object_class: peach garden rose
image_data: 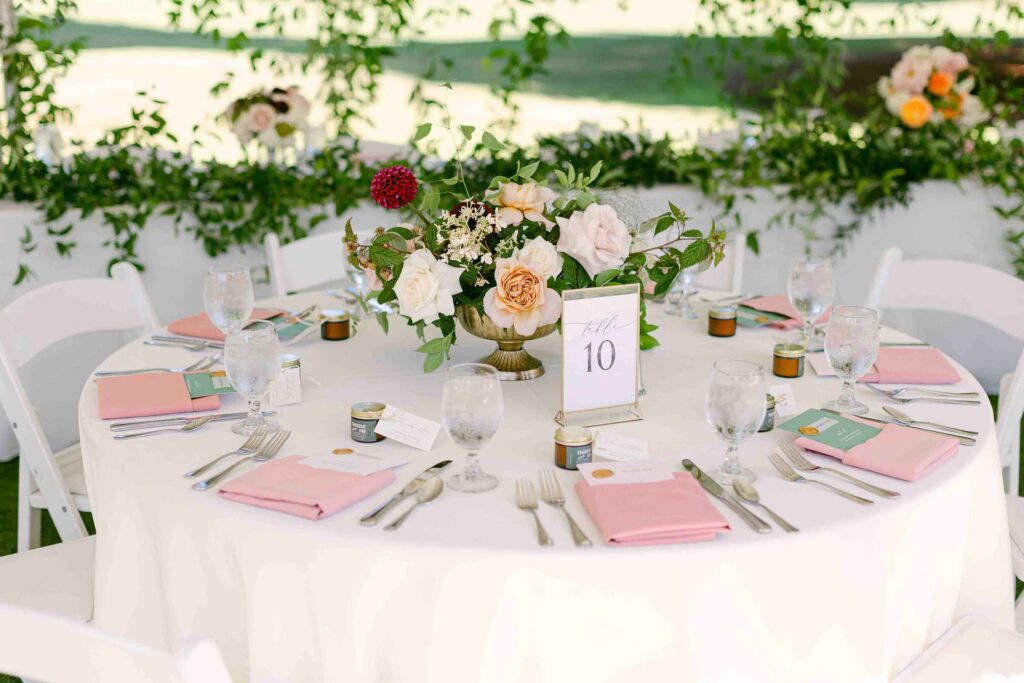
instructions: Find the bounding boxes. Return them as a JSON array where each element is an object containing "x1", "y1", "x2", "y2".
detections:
[
  {"x1": 483, "y1": 257, "x2": 562, "y2": 336},
  {"x1": 495, "y1": 182, "x2": 558, "y2": 228}
]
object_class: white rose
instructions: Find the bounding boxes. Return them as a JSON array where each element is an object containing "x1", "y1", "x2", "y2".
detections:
[
  {"x1": 393, "y1": 249, "x2": 464, "y2": 324},
  {"x1": 514, "y1": 236, "x2": 562, "y2": 280},
  {"x1": 555, "y1": 203, "x2": 631, "y2": 280},
  {"x1": 958, "y1": 94, "x2": 987, "y2": 128}
]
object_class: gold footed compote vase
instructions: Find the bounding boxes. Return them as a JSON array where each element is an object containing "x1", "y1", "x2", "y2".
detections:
[{"x1": 455, "y1": 306, "x2": 556, "y2": 381}]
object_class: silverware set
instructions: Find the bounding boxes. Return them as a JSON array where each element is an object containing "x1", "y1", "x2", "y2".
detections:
[
  {"x1": 184, "y1": 427, "x2": 268, "y2": 479},
  {"x1": 109, "y1": 410, "x2": 277, "y2": 433},
  {"x1": 767, "y1": 440, "x2": 907, "y2": 506},
  {"x1": 682, "y1": 459, "x2": 771, "y2": 533},
  {"x1": 767, "y1": 452, "x2": 874, "y2": 505},
  {"x1": 192, "y1": 429, "x2": 291, "y2": 491},
  {"x1": 821, "y1": 408, "x2": 976, "y2": 445},
  {"x1": 514, "y1": 471, "x2": 593, "y2": 547},
  {"x1": 145, "y1": 335, "x2": 224, "y2": 351},
  {"x1": 861, "y1": 382, "x2": 981, "y2": 405},
  {"x1": 360, "y1": 460, "x2": 452, "y2": 527},
  {"x1": 113, "y1": 415, "x2": 214, "y2": 439},
  {"x1": 881, "y1": 406, "x2": 978, "y2": 438},
  {"x1": 95, "y1": 353, "x2": 220, "y2": 377}
]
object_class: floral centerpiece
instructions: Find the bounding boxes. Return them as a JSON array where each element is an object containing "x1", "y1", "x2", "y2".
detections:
[
  {"x1": 345, "y1": 124, "x2": 725, "y2": 377},
  {"x1": 877, "y1": 45, "x2": 987, "y2": 129},
  {"x1": 223, "y1": 86, "x2": 311, "y2": 148}
]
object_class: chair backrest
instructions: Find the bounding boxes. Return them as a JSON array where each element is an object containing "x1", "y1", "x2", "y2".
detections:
[
  {"x1": 0, "y1": 602, "x2": 232, "y2": 683},
  {"x1": 0, "y1": 263, "x2": 158, "y2": 541},
  {"x1": 865, "y1": 247, "x2": 1024, "y2": 468},
  {"x1": 265, "y1": 231, "x2": 348, "y2": 297},
  {"x1": 694, "y1": 229, "x2": 746, "y2": 293}
]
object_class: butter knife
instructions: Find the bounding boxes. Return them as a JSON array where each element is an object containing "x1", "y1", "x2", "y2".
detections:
[
  {"x1": 360, "y1": 460, "x2": 452, "y2": 526},
  {"x1": 681, "y1": 459, "x2": 771, "y2": 534}
]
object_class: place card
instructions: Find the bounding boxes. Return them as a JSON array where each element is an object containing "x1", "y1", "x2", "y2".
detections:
[
  {"x1": 592, "y1": 432, "x2": 649, "y2": 462},
  {"x1": 184, "y1": 370, "x2": 235, "y2": 398},
  {"x1": 578, "y1": 460, "x2": 674, "y2": 487},
  {"x1": 269, "y1": 363, "x2": 302, "y2": 407},
  {"x1": 777, "y1": 409, "x2": 881, "y2": 451},
  {"x1": 373, "y1": 405, "x2": 441, "y2": 451},
  {"x1": 300, "y1": 451, "x2": 410, "y2": 476},
  {"x1": 768, "y1": 383, "x2": 799, "y2": 418}
]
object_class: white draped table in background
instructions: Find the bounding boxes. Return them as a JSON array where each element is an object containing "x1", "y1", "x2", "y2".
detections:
[{"x1": 78, "y1": 292, "x2": 1013, "y2": 683}]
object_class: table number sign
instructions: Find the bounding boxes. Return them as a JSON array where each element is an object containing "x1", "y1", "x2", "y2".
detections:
[{"x1": 556, "y1": 283, "x2": 642, "y2": 427}]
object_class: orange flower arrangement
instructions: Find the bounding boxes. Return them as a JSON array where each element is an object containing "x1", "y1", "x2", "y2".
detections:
[
  {"x1": 878, "y1": 45, "x2": 986, "y2": 129},
  {"x1": 899, "y1": 96, "x2": 934, "y2": 129}
]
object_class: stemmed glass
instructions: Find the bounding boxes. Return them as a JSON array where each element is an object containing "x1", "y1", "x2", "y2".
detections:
[
  {"x1": 664, "y1": 269, "x2": 698, "y2": 319},
  {"x1": 824, "y1": 305, "x2": 879, "y2": 416},
  {"x1": 705, "y1": 360, "x2": 767, "y2": 485},
  {"x1": 204, "y1": 264, "x2": 254, "y2": 336},
  {"x1": 441, "y1": 363, "x2": 503, "y2": 493},
  {"x1": 224, "y1": 320, "x2": 281, "y2": 435},
  {"x1": 787, "y1": 259, "x2": 835, "y2": 351}
]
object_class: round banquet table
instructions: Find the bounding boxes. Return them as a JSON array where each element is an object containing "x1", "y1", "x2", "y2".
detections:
[{"x1": 78, "y1": 290, "x2": 1014, "y2": 683}]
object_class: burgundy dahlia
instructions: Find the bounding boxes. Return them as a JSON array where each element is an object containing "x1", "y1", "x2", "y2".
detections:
[{"x1": 370, "y1": 165, "x2": 418, "y2": 210}]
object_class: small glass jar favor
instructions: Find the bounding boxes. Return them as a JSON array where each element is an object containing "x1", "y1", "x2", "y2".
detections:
[
  {"x1": 554, "y1": 426, "x2": 593, "y2": 470},
  {"x1": 351, "y1": 402, "x2": 386, "y2": 443},
  {"x1": 321, "y1": 310, "x2": 351, "y2": 341},
  {"x1": 708, "y1": 306, "x2": 737, "y2": 337},
  {"x1": 758, "y1": 394, "x2": 776, "y2": 432},
  {"x1": 773, "y1": 343, "x2": 806, "y2": 378}
]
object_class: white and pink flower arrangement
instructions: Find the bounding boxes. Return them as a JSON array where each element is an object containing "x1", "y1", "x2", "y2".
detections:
[
  {"x1": 223, "y1": 86, "x2": 311, "y2": 148},
  {"x1": 345, "y1": 136, "x2": 725, "y2": 371},
  {"x1": 877, "y1": 45, "x2": 987, "y2": 129}
]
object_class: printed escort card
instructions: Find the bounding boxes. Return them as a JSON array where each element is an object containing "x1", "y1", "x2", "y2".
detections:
[
  {"x1": 578, "y1": 460, "x2": 674, "y2": 486},
  {"x1": 777, "y1": 409, "x2": 881, "y2": 451},
  {"x1": 185, "y1": 370, "x2": 235, "y2": 399},
  {"x1": 592, "y1": 432, "x2": 650, "y2": 462},
  {"x1": 374, "y1": 405, "x2": 441, "y2": 451},
  {"x1": 558, "y1": 284, "x2": 642, "y2": 426},
  {"x1": 736, "y1": 306, "x2": 790, "y2": 328}
]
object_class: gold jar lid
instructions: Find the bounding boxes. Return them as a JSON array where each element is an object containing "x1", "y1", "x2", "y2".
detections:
[
  {"x1": 709, "y1": 306, "x2": 737, "y2": 320},
  {"x1": 322, "y1": 309, "x2": 351, "y2": 323},
  {"x1": 280, "y1": 353, "x2": 301, "y2": 370},
  {"x1": 554, "y1": 425, "x2": 593, "y2": 446},
  {"x1": 351, "y1": 402, "x2": 386, "y2": 419},
  {"x1": 766, "y1": 393, "x2": 776, "y2": 408},
  {"x1": 773, "y1": 343, "x2": 806, "y2": 358}
]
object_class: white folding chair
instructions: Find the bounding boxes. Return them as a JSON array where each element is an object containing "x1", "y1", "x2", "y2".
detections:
[
  {"x1": 694, "y1": 229, "x2": 746, "y2": 294},
  {"x1": 264, "y1": 231, "x2": 349, "y2": 297},
  {"x1": 893, "y1": 615, "x2": 1024, "y2": 682},
  {"x1": 0, "y1": 263, "x2": 159, "y2": 551},
  {"x1": 0, "y1": 537, "x2": 233, "y2": 683},
  {"x1": 865, "y1": 247, "x2": 1024, "y2": 495}
]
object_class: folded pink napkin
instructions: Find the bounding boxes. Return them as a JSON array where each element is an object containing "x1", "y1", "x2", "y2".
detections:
[
  {"x1": 218, "y1": 455, "x2": 397, "y2": 520},
  {"x1": 96, "y1": 373, "x2": 220, "y2": 419},
  {"x1": 167, "y1": 309, "x2": 282, "y2": 341},
  {"x1": 574, "y1": 472, "x2": 730, "y2": 546},
  {"x1": 860, "y1": 347, "x2": 961, "y2": 384},
  {"x1": 794, "y1": 419, "x2": 958, "y2": 481},
  {"x1": 742, "y1": 294, "x2": 830, "y2": 331}
]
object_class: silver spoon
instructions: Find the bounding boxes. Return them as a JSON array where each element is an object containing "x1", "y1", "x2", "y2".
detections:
[
  {"x1": 96, "y1": 354, "x2": 219, "y2": 377},
  {"x1": 113, "y1": 415, "x2": 214, "y2": 440},
  {"x1": 732, "y1": 479, "x2": 799, "y2": 533},
  {"x1": 384, "y1": 477, "x2": 443, "y2": 531},
  {"x1": 882, "y1": 406, "x2": 979, "y2": 437}
]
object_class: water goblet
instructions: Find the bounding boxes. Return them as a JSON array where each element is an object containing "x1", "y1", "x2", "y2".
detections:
[
  {"x1": 442, "y1": 363, "x2": 503, "y2": 493},
  {"x1": 705, "y1": 360, "x2": 767, "y2": 485},
  {"x1": 787, "y1": 258, "x2": 835, "y2": 351},
  {"x1": 665, "y1": 283, "x2": 684, "y2": 316},
  {"x1": 678, "y1": 268, "x2": 699, "y2": 319},
  {"x1": 205, "y1": 264, "x2": 254, "y2": 336},
  {"x1": 224, "y1": 320, "x2": 281, "y2": 436},
  {"x1": 824, "y1": 305, "x2": 879, "y2": 416}
]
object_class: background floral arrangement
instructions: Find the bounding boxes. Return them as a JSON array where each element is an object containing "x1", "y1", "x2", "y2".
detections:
[
  {"x1": 878, "y1": 46, "x2": 987, "y2": 129},
  {"x1": 345, "y1": 124, "x2": 726, "y2": 371},
  {"x1": 223, "y1": 86, "x2": 311, "y2": 148}
]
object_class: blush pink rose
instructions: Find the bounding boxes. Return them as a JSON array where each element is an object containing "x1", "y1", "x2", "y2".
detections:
[
  {"x1": 247, "y1": 103, "x2": 277, "y2": 133},
  {"x1": 555, "y1": 203, "x2": 631, "y2": 279}
]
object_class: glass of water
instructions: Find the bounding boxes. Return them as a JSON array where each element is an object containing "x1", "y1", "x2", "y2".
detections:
[
  {"x1": 224, "y1": 320, "x2": 281, "y2": 436},
  {"x1": 705, "y1": 360, "x2": 767, "y2": 485},
  {"x1": 205, "y1": 264, "x2": 254, "y2": 336},
  {"x1": 442, "y1": 363, "x2": 503, "y2": 493},
  {"x1": 824, "y1": 305, "x2": 879, "y2": 416},
  {"x1": 787, "y1": 259, "x2": 835, "y2": 351}
]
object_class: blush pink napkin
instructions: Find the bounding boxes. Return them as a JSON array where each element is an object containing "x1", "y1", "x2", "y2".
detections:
[
  {"x1": 96, "y1": 373, "x2": 220, "y2": 419},
  {"x1": 574, "y1": 472, "x2": 730, "y2": 546},
  {"x1": 167, "y1": 309, "x2": 282, "y2": 341},
  {"x1": 742, "y1": 294, "x2": 830, "y2": 330},
  {"x1": 794, "y1": 418, "x2": 959, "y2": 481},
  {"x1": 218, "y1": 455, "x2": 397, "y2": 520},
  {"x1": 860, "y1": 347, "x2": 961, "y2": 384}
]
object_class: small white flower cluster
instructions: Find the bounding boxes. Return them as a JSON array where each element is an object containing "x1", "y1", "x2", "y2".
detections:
[{"x1": 438, "y1": 203, "x2": 503, "y2": 266}]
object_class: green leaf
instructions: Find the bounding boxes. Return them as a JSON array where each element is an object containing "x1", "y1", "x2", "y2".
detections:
[
  {"x1": 423, "y1": 352, "x2": 444, "y2": 373},
  {"x1": 413, "y1": 123, "x2": 432, "y2": 142},
  {"x1": 459, "y1": 125, "x2": 475, "y2": 139},
  {"x1": 588, "y1": 161, "x2": 603, "y2": 183},
  {"x1": 481, "y1": 131, "x2": 505, "y2": 152},
  {"x1": 594, "y1": 269, "x2": 619, "y2": 287},
  {"x1": 558, "y1": 255, "x2": 592, "y2": 290},
  {"x1": 640, "y1": 333, "x2": 660, "y2": 350},
  {"x1": 368, "y1": 245, "x2": 405, "y2": 269},
  {"x1": 518, "y1": 161, "x2": 539, "y2": 180},
  {"x1": 746, "y1": 231, "x2": 760, "y2": 255},
  {"x1": 415, "y1": 337, "x2": 450, "y2": 354},
  {"x1": 375, "y1": 311, "x2": 389, "y2": 334}
]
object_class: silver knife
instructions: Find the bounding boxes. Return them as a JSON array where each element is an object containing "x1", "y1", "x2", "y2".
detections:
[
  {"x1": 109, "y1": 410, "x2": 276, "y2": 432},
  {"x1": 360, "y1": 460, "x2": 452, "y2": 526},
  {"x1": 681, "y1": 459, "x2": 771, "y2": 534}
]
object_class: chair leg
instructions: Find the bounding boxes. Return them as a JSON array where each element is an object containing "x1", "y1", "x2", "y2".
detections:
[{"x1": 17, "y1": 457, "x2": 41, "y2": 552}]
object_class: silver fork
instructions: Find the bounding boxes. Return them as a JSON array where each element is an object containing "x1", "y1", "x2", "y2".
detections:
[
  {"x1": 113, "y1": 415, "x2": 214, "y2": 439},
  {"x1": 516, "y1": 479, "x2": 553, "y2": 546},
  {"x1": 192, "y1": 429, "x2": 290, "y2": 491},
  {"x1": 766, "y1": 452, "x2": 874, "y2": 506},
  {"x1": 538, "y1": 470, "x2": 591, "y2": 547},
  {"x1": 183, "y1": 427, "x2": 268, "y2": 479},
  {"x1": 862, "y1": 383, "x2": 979, "y2": 400},
  {"x1": 778, "y1": 441, "x2": 900, "y2": 499},
  {"x1": 96, "y1": 354, "x2": 217, "y2": 377}
]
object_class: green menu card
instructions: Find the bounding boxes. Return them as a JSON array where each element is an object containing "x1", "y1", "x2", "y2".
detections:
[{"x1": 777, "y1": 409, "x2": 881, "y2": 451}]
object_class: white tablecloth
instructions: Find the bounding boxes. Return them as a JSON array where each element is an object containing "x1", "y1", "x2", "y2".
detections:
[{"x1": 78, "y1": 292, "x2": 1014, "y2": 682}]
